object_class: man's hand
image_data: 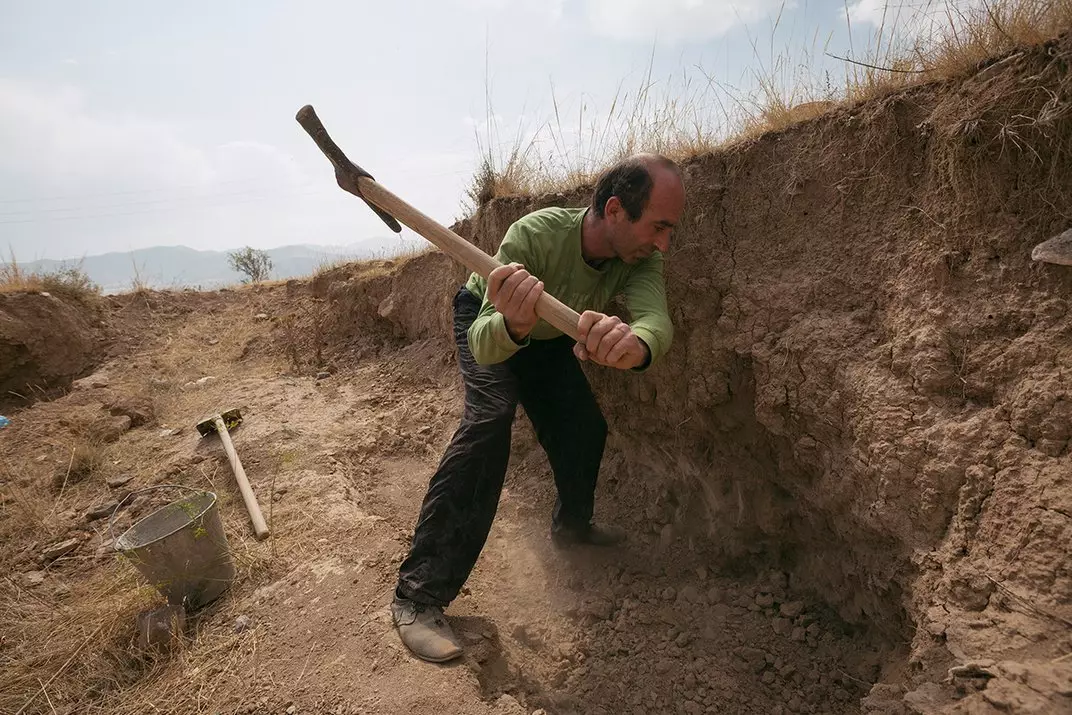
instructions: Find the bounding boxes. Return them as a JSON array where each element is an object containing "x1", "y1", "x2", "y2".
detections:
[
  {"x1": 574, "y1": 311, "x2": 649, "y2": 370},
  {"x1": 488, "y1": 263, "x2": 544, "y2": 342}
]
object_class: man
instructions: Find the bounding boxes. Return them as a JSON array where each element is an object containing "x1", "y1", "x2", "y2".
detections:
[{"x1": 391, "y1": 153, "x2": 684, "y2": 662}]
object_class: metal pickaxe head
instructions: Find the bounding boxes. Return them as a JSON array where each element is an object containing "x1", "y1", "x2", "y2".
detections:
[
  {"x1": 196, "y1": 408, "x2": 243, "y2": 437},
  {"x1": 295, "y1": 104, "x2": 402, "y2": 234}
]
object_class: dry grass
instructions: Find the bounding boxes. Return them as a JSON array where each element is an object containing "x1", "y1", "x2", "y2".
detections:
[
  {"x1": 468, "y1": 0, "x2": 1072, "y2": 200},
  {"x1": 1, "y1": 251, "x2": 101, "y2": 307},
  {"x1": 0, "y1": 435, "x2": 281, "y2": 715},
  {"x1": 50, "y1": 442, "x2": 105, "y2": 493}
]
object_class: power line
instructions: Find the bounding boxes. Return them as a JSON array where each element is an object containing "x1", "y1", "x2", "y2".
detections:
[
  {"x1": 0, "y1": 167, "x2": 476, "y2": 217},
  {"x1": 0, "y1": 176, "x2": 293, "y2": 204},
  {"x1": 0, "y1": 183, "x2": 319, "y2": 217},
  {"x1": 0, "y1": 188, "x2": 332, "y2": 225}
]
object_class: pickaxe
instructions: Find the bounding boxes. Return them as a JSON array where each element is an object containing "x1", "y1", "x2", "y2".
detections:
[{"x1": 196, "y1": 408, "x2": 270, "y2": 541}]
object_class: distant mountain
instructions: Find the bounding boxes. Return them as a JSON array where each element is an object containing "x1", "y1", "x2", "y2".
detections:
[{"x1": 7, "y1": 236, "x2": 426, "y2": 294}]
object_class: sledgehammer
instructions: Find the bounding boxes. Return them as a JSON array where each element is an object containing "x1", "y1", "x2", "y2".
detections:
[
  {"x1": 196, "y1": 408, "x2": 270, "y2": 541},
  {"x1": 295, "y1": 104, "x2": 582, "y2": 341}
]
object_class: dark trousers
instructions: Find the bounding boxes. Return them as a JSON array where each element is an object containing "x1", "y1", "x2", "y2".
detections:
[{"x1": 396, "y1": 287, "x2": 608, "y2": 607}]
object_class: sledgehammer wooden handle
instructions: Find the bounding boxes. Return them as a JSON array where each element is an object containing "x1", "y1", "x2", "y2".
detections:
[
  {"x1": 214, "y1": 417, "x2": 270, "y2": 541},
  {"x1": 295, "y1": 104, "x2": 582, "y2": 341}
]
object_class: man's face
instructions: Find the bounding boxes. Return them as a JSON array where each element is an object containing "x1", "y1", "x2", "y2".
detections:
[{"x1": 606, "y1": 166, "x2": 685, "y2": 263}]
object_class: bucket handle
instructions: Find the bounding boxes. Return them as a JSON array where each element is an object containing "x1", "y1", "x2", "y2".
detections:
[{"x1": 106, "y1": 483, "x2": 203, "y2": 544}]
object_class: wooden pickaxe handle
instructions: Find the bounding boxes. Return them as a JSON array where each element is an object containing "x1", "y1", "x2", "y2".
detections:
[
  {"x1": 295, "y1": 105, "x2": 582, "y2": 341},
  {"x1": 214, "y1": 416, "x2": 270, "y2": 541}
]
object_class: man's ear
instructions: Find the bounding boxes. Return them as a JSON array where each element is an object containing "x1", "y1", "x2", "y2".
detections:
[{"x1": 604, "y1": 196, "x2": 624, "y2": 222}]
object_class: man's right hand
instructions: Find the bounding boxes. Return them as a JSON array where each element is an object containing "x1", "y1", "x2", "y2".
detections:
[{"x1": 487, "y1": 263, "x2": 544, "y2": 342}]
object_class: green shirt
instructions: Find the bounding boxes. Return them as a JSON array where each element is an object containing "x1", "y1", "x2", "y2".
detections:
[{"x1": 464, "y1": 206, "x2": 673, "y2": 370}]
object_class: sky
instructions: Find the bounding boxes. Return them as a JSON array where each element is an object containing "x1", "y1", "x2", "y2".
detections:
[{"x1": 0, "y1": 0, "x2": 935, "y2": 261}]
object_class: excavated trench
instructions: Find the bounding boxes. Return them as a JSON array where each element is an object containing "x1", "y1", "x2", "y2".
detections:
[{"x1": 322, "y1": 37, "x2": 1072, "y2": 712}]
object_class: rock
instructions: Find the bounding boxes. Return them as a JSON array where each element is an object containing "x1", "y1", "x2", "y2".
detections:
[
  {"x1": 85, "y1": 502, "x2": 119, "y2": 522},
  {"x1": 706, "y1": 587, "x2": 723, "y2": 604},
  {"x1": 791, "y1": 627, "x2": 806, "y2": 642},
  {"x1": 756, "y1": 592, "x2": 775, "y2": 608},
  {"x1": 136, "y1": 604, "x2": 185, "y2": 652},
  {"x1": 316, "y1": 371, "x2": 331, "y2": 380},
  {"x1": 762, "y1": 671, "x2": 776, "y2": 685},
  {"x1": 655, "y1": 658, "x2": 673, "y2": 674},
  {"x1": 675, "y1": 631, "x2": 691, "y2": 647},
  {"x1": 493, "y1": 694, "x2": 525, "y2": 714},
  {"x1": 233, "y1": 615, "x2": 252, "y2": 633},
  {"x1": 805, "y1": 622, "x2": 821, "y2": 638},
  {"x1": 41, "y1": 538, "x2": 80, "y2": 561},
  {"x1": 531, "y1": 711, "x2": 547, "y2": 715},
  {"x1": 286, "y1": 707, "x2": 297, "y2": 715},
  {"x1": 73, "y1": 370, "x2": 110, "y2": 390},
  {"x1": 734, "y1": 647, "x2": 767, "y2": 672},
  {"x1": 773, "y1": 618, "x2": 792, "y2": 635},
  {"x1": 695, "y1": 566, "x2": 708, "y2": 581},
  {"x1": 780, "y1": 601, "x2": 805, "y2": 618},
  {"x1": 97, "y1": 415, "x2": 132, "y2": 442},
  {"x1": 107, "y1": 475, "x2": 134, "y2": 489},
  {"x1": 1031, "y1": 228, "x2": 1072, "y2": 266},
  {"x1": 23, "y1": 570, "x2": 46, "y2": 587},
  {"x1": 680, "y1": 585, "x2": 701, "y2": 603},
  {"x1": 208, "y1": 338, "x2": 220, "y2": 345},
  {"x1": 662, "y1": 587, "x2": 677, "y2": 601},
  {"x1": 255, "y1": 313, "x2": 270, "y2": 321},
  {"x1": 182, "y1": 376, "x2": 217, "y2": 389}
]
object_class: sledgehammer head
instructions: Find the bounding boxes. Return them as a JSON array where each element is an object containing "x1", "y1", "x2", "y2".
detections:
[{"x1": 196, "y1": 408, "x2": 243, "y2": 437}]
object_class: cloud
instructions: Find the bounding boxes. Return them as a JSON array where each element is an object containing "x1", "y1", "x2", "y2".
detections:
[
  {"x1": 585, "y1": 0, "x2": 788, "y2": 42},
  {"x1": 0, "y1": 79, "x2": 302, "y2": 195},
  {"x1": 0, "y1": 79, "x2": 309, "y2": 259},
  {"x1": 455, "y1": 0, "x2": 565, "y2": 21}
]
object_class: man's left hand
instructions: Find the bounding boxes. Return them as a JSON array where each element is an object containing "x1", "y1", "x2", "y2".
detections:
[{"x1": 574, "y1": 311, "x2": 649, "y2": 370}]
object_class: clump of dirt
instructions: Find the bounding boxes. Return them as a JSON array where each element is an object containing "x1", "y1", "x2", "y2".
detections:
[{"x1": 0, "y1": 292, "x2": 103, "y2": 407}]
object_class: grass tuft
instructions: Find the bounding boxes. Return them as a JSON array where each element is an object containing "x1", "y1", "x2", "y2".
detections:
[{"x1": 466, "y1": 0, "x2": 1072, "y2": 202}]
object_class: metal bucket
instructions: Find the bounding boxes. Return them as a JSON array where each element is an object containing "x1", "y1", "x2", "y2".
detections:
[{"x1": 110, "y1": 485, "x2": 236, "y2": 610}]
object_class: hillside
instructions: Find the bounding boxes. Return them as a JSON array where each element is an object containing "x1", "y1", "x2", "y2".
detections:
[
  {"x1": 1, "y1": 32, "x2": 1071, "y2": 715},
  {"x1": 7, "y1": 236, "x2": 424, "y2": 294}
]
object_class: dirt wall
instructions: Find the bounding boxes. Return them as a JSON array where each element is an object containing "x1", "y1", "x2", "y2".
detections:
[{"x1": 438, "y1": 39, "x2": 1072, "y2": 713}]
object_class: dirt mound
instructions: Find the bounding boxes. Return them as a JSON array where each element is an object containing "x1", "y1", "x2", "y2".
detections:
[{"x1": 0, "y1": 292, "x2": 103, "y2": 406}]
